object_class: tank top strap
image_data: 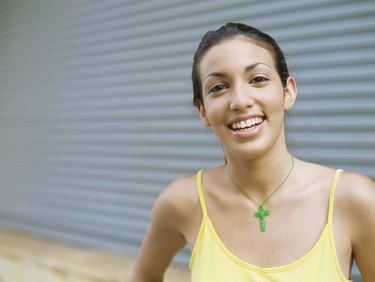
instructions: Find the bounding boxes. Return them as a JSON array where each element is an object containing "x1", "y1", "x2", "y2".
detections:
[
  {"x1": 328, "y1": 169, "x2": 343, "y2": 224},
  {"x1": 196, "y1": 170, "x2": 208, "y2": 217}
]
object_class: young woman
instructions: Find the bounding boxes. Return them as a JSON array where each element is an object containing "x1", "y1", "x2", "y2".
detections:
[{"x1": 132, "y1": 23, "x2": 375, "y2": 282}]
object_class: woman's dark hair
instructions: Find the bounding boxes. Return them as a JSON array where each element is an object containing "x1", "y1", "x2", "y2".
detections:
[{"x1": 192, "y1": 22, "x2": 289, "y2": 108}]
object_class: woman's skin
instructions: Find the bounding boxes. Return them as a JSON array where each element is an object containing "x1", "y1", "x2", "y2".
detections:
[{"x1": 132, "y1": 36, "x2": 375, "y2": 282}]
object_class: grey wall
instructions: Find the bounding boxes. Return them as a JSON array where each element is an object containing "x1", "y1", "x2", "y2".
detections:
[{"x1": 0, "y1": 0, "x2": 374, "y2": 280}]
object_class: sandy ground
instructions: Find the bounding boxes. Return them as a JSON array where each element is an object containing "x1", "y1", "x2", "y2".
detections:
[{"x1": 0, "y1": 229, "x2": 190, "y2": 282}]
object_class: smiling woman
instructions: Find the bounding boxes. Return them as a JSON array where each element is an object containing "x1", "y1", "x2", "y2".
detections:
[{"x1": 131, "y1": 23, "x2": 375, "y2": 282}]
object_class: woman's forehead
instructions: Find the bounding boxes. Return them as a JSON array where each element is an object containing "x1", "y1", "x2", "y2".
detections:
[{"x1": 199, "y1": 36, "x2": 276, "y2": 75}]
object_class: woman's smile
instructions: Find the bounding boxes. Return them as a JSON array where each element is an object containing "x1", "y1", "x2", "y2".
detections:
[{"x1": 228, "y1": 115, "x2": 266, "y2": 139}]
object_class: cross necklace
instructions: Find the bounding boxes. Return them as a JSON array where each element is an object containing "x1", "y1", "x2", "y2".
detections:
[{"x1": 227, "y1": 156, "x2": 295, "y2": 232}]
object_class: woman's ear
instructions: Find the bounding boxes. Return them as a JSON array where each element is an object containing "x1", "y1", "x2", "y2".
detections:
[
  {"x1": 198, "y1": 102, "x2": 211, "y2": 127},
  {"x1": 284, "y1": 76, "x2": 297, "y2": 111}
]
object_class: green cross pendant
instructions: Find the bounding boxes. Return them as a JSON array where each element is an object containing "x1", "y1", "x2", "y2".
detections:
[{"x1": 255, "y1": 205, "x2": 270, "y2": 232}]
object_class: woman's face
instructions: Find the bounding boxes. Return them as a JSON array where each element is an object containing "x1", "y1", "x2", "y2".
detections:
[{"x1": 198, "y1": 35, "x2": 296, "y2": 159}]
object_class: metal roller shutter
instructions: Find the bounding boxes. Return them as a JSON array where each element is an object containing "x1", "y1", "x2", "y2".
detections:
[{"x1": 0, "y1": 0, "x2": 373, "y2": 279}]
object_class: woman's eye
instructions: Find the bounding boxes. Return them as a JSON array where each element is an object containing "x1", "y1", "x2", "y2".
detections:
[
  {"x1": 208, "y1": 84, "x2": 226, "y2": 93},
  {"x1": 250, "y1": 76, "x2": 269, "y2": 84}
]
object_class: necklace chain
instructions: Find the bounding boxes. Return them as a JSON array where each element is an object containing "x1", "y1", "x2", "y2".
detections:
[
  {"x1": 227, "y1": 156, "x2": 294, "y2": 207},
  {"x1": 227, "y1": 156, "x2": 295, "y2": 231}
]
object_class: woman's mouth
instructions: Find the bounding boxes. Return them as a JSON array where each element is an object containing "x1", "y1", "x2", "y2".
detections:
[{"x1": 229, "y1": 117, "x2": 265, "y2": 131}]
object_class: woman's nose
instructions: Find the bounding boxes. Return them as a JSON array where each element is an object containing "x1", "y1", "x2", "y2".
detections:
[{"x1": 229, "y1": 85, "x2": 254, "y2": 111}]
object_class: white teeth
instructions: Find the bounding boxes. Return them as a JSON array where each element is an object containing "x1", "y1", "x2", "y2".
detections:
[{"x1": 231, "y1": 117, "x2": 264, "y2": 130}]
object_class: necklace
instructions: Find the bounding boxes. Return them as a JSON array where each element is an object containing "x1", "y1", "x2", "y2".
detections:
[{"x1": 227, "y1": 156, "x2": 295, "y2": 232}]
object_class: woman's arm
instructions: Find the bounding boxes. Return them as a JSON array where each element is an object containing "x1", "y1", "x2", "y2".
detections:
[
  {"x1": 346, "y1": 173, "x2": 375, "y2": 281},
  {"x1": 131, "y1": 181, "x2": 189, "y2": 282}
]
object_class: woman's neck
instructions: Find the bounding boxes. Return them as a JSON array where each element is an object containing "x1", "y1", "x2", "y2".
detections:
[{"x1": 225, "y1": 149, "x2": 294, "y2": 198}]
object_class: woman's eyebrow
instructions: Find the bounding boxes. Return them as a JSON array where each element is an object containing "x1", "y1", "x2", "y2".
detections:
[
  {"x1": 244, "y1": 62, "x2": 272, "y2": 72},
  {"x1": 203, "y1": 71, "x2": 227, "y2": 82}
]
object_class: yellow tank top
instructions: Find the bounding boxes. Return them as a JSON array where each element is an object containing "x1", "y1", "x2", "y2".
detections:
[{"x1": 189, "y1": 169, "x2": 351, "y2": 282}]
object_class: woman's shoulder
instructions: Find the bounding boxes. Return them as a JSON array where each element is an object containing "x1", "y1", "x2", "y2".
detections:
[
  {"x1": 296, "y1": 159, "x2": 375, "y2": 210},
  {"x1": 335, "y1": 170, "x2": 375, "y2": 270},
  {"x1": 159, "y1": 171, "x2": 200, "y2": 204},
  {"x1": 157, "y1": 167, "x2": 222, "y2": 209},
  {"x1": 299, "y1": 160, "x2": 375, "y2": 234},
  {"x1": 297, "y1": 159, "x2": 373, "y2": 189},
  {"x1": 152, "y1": 171, "x2": 203, "y2": 230},
  {"x1": 321, "y1": 168, "x2": 375, "y2": 249},
  {"x1": 335, "y1": 170, "x2": 375, "y2": 213}
]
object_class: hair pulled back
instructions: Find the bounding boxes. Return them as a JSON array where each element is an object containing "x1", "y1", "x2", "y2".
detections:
[{"x1": 192, "y1": 23, "x2": 289, "y2": 108}]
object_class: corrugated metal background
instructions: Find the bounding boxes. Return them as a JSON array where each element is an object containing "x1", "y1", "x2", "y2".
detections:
[{"x1": 0, "y1": 0, "x2": 373, "y2": 280}]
